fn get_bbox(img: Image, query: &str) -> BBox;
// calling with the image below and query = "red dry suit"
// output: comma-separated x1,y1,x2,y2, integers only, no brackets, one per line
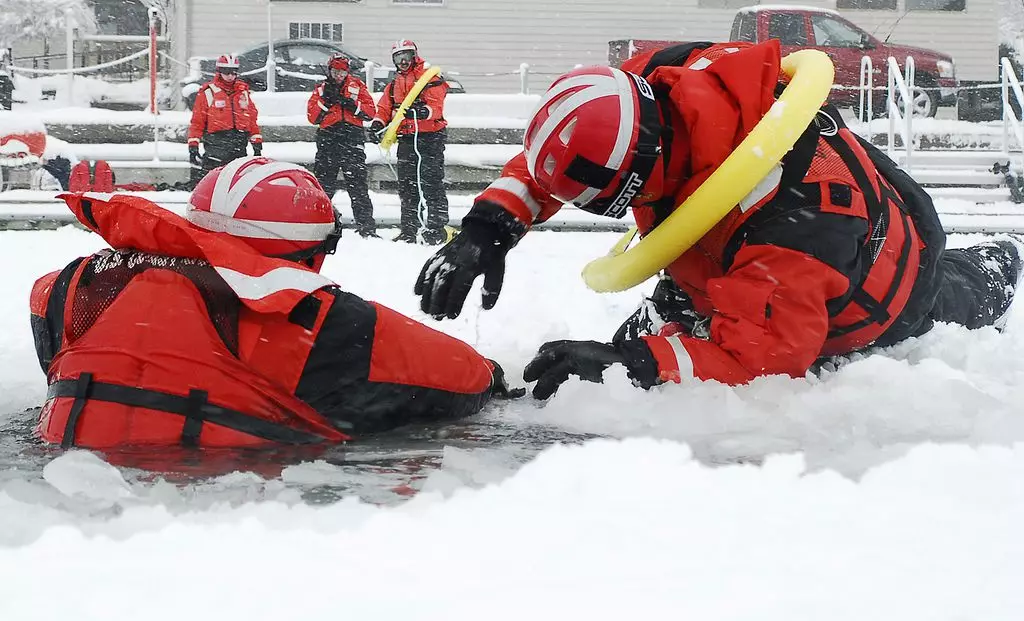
307,74,376,129
372,57,449,136
466,41,943,385
187,74,263,148
30,193,495,449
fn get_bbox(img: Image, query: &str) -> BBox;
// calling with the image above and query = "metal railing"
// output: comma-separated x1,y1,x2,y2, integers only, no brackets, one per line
858,55,874,143
1001,57,1024,170
887,55,915,173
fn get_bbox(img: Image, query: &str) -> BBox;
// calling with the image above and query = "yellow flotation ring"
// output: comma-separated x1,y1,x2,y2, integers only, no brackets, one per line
581,50,836,293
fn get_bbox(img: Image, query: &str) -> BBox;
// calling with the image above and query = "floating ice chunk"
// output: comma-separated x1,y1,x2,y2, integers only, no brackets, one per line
42,451,133,501
281,460,346,486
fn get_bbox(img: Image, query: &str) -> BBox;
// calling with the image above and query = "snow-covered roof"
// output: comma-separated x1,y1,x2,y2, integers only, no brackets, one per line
736,4,842,17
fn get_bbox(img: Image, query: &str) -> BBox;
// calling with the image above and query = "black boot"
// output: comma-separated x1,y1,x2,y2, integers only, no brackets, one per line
393,230,418,244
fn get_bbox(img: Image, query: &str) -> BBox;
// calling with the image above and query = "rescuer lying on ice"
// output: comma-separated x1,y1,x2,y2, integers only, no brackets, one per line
414,40,1023,399
30,157,520,449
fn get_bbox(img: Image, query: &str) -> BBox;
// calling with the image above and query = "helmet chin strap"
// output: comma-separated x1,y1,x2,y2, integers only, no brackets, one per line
273,212,344,264
563,73,663,219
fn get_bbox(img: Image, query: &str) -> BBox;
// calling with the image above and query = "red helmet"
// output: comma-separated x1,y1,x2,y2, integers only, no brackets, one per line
328,53,350,72
391,39,418,56
523,66,663,218
215,54,240,70
187,157,341,270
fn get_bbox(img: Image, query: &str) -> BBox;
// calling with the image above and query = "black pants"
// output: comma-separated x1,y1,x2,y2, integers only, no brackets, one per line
614,240,1021,348
192,130,251,187
927,241,1020,331
396,129,449,239
313,125,376,235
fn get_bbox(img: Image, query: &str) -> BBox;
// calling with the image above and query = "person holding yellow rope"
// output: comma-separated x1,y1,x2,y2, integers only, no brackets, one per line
369,40,453,245
415,40,1024,399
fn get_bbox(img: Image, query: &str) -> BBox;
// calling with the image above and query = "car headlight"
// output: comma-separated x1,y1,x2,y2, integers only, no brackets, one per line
936,60,955,78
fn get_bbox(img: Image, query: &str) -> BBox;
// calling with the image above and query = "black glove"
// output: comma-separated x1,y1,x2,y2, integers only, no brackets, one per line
487,359,526,400
414,218,515,319
338,97,357,112
404,101,430,119
251,142,262,156
321,87,341,107
523,341,627,400
188,144,201,168
367,120,385,143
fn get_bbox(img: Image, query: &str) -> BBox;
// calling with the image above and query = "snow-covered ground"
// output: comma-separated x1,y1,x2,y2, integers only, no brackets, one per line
1,220,1023,618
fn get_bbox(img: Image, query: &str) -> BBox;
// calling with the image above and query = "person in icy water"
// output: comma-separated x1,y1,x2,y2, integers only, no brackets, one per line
29,157,520,449
414,40,1023,399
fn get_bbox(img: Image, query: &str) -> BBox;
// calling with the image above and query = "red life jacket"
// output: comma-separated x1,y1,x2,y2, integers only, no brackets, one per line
68,160,115,193
36,193,350,449
627,43,923,357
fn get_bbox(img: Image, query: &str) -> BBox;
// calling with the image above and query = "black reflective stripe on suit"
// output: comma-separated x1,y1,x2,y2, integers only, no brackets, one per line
48,376,327,448
295,288,489,434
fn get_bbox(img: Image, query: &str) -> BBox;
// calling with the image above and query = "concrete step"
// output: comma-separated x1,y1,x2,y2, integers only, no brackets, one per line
927,187,1013,203
3,190,1023,235
911,168,1006,187
890,150,1012,170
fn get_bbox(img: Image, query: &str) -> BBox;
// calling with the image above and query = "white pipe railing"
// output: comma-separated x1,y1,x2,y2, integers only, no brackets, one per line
858,55,874,142
887,55,915,173
265,2,275,93
10,48,150,75
1000,56,1024,177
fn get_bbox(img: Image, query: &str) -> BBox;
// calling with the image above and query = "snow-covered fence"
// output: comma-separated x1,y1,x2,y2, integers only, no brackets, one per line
888,56,916,174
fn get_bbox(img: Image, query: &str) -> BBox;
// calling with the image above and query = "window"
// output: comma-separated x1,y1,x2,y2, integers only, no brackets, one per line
907,0,965,10
94,0,149,35
766,14,808,45
836,0,897,9
730,13,757,42
288,22,344,42
283,45,334,67
811,16,868,47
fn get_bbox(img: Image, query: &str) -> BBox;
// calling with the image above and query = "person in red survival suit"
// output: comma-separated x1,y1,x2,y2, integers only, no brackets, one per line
29,157,522,449
413,40,1024,399
368,40,452,245
308,53,378,238
188,54,263,185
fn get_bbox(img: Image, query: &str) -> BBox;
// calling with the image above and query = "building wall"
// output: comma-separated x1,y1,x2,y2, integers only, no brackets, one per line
182,0,999,93
10,0,998,91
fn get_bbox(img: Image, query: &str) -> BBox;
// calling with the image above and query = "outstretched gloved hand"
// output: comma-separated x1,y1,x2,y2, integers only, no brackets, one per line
251,142,262,156
523,340,627,400
414,218,514,319
487,359,526,400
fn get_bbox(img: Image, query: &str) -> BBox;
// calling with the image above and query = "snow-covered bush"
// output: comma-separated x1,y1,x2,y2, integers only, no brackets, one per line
0,0,96,48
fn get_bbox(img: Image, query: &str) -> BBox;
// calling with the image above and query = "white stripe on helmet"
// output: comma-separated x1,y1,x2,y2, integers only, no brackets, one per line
186,209,335,241
525,69,636,206
209,158,309,218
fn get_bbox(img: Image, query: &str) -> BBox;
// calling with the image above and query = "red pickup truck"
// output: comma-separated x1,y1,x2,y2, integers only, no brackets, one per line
609,6,957,118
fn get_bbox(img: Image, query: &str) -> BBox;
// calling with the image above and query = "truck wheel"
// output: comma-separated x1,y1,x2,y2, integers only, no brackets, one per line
894,83,939,118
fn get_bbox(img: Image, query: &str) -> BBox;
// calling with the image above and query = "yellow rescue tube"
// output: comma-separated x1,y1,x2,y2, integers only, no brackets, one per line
379,65,443,150
581,50,836,293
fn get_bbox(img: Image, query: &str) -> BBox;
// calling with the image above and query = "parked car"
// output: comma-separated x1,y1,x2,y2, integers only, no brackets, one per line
181,38,465,110
609,6,956,118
